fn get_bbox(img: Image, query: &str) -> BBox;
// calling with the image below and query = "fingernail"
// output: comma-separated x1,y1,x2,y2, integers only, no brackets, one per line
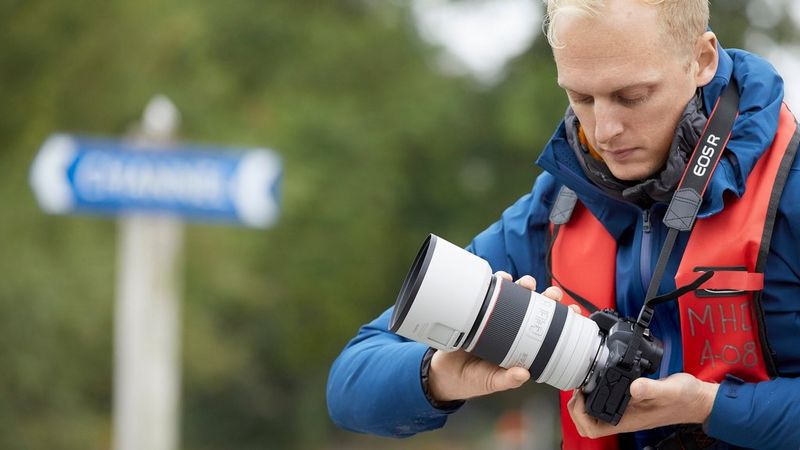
512,371,527,383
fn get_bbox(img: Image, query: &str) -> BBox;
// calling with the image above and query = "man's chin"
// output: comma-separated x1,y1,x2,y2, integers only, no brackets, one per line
606,164,658,182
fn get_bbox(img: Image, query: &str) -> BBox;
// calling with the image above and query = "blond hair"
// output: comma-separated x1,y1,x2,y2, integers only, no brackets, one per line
543,0,709,54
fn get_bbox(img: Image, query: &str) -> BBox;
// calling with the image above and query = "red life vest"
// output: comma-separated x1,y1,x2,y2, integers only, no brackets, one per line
549,103,798,449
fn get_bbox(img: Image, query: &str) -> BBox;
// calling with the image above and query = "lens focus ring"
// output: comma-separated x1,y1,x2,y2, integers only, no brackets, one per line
470,279,530,366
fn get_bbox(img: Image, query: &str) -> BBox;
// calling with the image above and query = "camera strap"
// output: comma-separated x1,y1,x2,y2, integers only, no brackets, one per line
622,80,740,368
635,79,740,329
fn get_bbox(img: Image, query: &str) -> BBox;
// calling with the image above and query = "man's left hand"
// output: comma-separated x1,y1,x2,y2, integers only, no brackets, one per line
567,373,720,438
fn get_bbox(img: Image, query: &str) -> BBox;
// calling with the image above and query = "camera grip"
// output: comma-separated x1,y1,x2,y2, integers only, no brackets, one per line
583,364,636,425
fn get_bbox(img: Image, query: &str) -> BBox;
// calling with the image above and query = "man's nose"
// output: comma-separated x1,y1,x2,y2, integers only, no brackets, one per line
594,102,624,146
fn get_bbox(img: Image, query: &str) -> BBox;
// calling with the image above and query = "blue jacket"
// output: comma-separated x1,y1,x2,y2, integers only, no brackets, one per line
327,48,800,449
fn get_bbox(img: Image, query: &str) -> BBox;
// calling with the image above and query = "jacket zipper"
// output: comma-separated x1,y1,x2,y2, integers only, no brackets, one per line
640,208,653,294
641,207,673,376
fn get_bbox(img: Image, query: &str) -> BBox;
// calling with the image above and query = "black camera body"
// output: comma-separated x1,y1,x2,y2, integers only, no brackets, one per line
583,309,664,425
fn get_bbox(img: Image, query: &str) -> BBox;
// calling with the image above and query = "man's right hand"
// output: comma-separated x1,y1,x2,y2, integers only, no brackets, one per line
426,272,566,402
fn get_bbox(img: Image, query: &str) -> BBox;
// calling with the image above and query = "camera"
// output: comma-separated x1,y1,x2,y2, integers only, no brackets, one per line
389,234,663,425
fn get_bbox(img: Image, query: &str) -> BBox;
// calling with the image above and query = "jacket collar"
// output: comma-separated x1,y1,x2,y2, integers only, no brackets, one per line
535,46,785,239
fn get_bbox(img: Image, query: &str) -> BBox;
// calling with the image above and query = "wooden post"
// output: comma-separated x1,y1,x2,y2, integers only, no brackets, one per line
113,96,183,450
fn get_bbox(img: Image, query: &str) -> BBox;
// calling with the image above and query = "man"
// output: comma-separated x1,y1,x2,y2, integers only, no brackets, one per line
327,0,800,448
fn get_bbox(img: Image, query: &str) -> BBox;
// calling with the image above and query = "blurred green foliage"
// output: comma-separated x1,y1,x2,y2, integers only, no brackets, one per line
0,1,795,449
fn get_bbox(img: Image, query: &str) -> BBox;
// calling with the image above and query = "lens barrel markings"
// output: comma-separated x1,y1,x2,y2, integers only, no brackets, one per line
528,301,569,380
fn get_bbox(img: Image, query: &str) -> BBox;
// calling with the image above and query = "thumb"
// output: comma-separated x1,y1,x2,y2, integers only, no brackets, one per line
629,377,661,400
492,367,530,392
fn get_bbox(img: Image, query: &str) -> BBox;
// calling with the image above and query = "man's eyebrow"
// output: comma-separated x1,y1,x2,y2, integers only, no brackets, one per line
558,82,657,96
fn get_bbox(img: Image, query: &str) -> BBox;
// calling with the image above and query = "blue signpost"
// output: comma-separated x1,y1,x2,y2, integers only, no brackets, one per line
30,134,282,228
29,96,282,450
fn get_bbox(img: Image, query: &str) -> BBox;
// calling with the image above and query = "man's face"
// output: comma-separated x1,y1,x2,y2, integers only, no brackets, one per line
552,0,699,181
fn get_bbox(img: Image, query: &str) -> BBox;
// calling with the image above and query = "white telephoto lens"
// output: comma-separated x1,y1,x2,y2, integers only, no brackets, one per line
390,234,605,391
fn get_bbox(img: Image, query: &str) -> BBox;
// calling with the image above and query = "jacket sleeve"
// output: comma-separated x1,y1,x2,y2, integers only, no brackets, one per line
326,307,460,437
326,175,556,437
706,376,800,449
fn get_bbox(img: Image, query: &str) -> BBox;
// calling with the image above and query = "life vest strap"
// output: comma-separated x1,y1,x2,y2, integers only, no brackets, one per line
675,268,764,293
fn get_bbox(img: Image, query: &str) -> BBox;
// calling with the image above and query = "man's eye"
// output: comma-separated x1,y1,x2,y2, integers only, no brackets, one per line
573,96,594,105
618,95,648,106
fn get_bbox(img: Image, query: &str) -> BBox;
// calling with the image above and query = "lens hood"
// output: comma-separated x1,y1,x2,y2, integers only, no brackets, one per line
389,234,492,351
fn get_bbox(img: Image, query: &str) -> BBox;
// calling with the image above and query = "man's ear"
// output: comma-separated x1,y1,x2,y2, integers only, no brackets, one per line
694,31,719,87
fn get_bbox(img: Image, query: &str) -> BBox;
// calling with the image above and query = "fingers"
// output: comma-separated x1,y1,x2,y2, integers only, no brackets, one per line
629,373,690,402
497,272,538,293
496,273,578,314
568,389,614,439
568,390,589,437
542,285,564,302
437,352,531,399
629,375,678,401
515,275,537,291
629,377,655,400
541,286,581,314
567,388,578,410
496,271,513,281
